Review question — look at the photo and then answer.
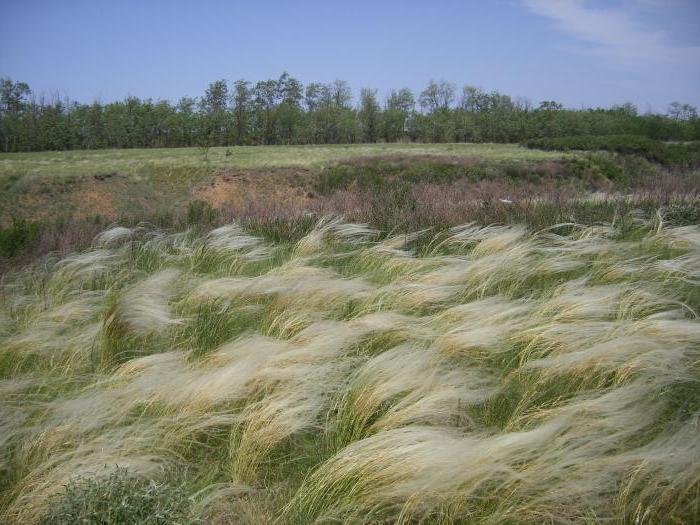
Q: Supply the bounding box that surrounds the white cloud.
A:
[523,0,700,65]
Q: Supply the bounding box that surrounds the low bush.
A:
[0,218,39,258]
[313,158,558,196]
[524,134,700,167]
[39,467,193,525]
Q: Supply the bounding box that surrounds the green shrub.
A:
[662,142,700,166]
[39,467,194,525]
[524,135,700,167]
[0,218,40,258]
[314,160,475,195]
[664,203,700,226]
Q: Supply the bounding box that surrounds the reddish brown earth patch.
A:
[4,172,147,225]
[191,168,315,210]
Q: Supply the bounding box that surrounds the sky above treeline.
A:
[1,0,699,112]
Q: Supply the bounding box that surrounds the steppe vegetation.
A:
[1,74,699,524]
[0,213,698,523]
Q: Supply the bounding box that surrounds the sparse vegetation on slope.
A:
[1,214,699,524]
[2,143,699,271]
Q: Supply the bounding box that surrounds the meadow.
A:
[0,143,566,176]
[0,143,699,523]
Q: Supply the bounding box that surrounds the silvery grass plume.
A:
[206,224,274,262]
[295,215,378,256]
[110,268,183,336]
[0,216,698,524]
[93,226,135,247]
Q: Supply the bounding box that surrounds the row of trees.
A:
[1,74,698,152]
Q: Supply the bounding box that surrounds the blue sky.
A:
[1,0,698,112]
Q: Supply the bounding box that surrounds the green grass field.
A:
[0,143,567,177]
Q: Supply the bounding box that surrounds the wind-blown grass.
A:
[0,216,698,524]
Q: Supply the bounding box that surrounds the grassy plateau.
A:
[0,143,699,523]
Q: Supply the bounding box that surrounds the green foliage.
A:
[564,153,630,187]
[183,301,261,359]
[1,75,699,152]
[663,142,700,166]
[315,159,483,194]
[0,218,39,257]
[39,467,193,525]
[314,157,574,198]
[525,134,700,167]
[664,202,700,226]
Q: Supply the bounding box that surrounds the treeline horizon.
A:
[1,73,698,152]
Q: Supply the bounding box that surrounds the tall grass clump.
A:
[0,215,698,524]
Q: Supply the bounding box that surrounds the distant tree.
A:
[419,80,455,113]
[331,79,353,109]
[537,100,564,111]
[304,83,323,112]
[232,80,252,144]
[309,80,356,143]
[461,86,489,112]
[668,101,698,121]
[200,80,228,114]
[383,88,415,142]
[419,81,455,142]
[278,72,303,108]
[0,78,31,151]
[514,96,533,112]
[176,96,197,146]
[612,102,638,117]
[277,73,303,144]
[200,80,229,145]
[254,79,281,144]
[2,75,699,150]
[488,92,515,113]
[0,78,31,114]
[359,88,380,143]
[387,88,415,113]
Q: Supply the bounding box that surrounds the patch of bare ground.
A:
[2,172,157,226]
[191,168,315,210]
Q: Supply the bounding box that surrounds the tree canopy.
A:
[0,75,697,152]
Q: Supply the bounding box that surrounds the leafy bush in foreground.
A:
[39,467,192,525]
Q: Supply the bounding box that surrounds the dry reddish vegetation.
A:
[191,168,313,210]
[1,154,698,273]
